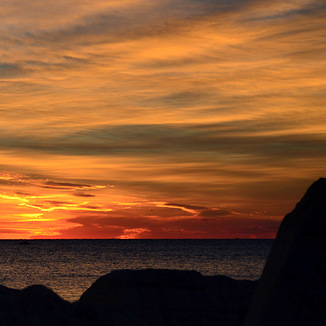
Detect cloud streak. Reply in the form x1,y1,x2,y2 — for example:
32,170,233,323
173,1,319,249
0,0,325,238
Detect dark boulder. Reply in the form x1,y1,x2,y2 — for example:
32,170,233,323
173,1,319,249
0,271,256,326
245,178,326,326
0,284,86,326
79,269,257,326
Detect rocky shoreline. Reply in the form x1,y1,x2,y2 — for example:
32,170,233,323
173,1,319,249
0,269,257,326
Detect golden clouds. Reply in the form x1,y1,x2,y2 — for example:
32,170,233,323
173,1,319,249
0,0,325,238
1,0,325,130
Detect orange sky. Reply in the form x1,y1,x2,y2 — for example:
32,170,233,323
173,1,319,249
1,0,325,239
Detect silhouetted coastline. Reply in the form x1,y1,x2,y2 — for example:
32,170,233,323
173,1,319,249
0,269,257,326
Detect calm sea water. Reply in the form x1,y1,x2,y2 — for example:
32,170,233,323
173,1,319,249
0,239,273,302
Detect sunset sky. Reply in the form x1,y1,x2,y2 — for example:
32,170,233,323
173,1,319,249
1,0,325,239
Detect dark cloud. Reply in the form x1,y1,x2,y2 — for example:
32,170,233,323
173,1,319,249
15,192,34,196
17,5,185,48
165,203,206,210
42,181,91,189
164,90,209,102
44,200,73,205
80,205,102,210
0,63,25,78
143,207,193,218
20,1,223,40
8,0,288,53
73,193,95,197
109,206,194,219
1,121,326,164
199,209,232,218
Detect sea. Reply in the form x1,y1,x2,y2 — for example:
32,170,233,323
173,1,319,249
0,239,273,302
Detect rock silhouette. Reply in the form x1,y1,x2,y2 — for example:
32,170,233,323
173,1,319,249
0,270,256,326
79,269,256,326
245,178,326,326
0,285,84,326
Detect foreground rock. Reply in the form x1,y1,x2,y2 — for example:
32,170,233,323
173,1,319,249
245,178,326,326
0,285,84,326
79,269,256,326
0,270,256,326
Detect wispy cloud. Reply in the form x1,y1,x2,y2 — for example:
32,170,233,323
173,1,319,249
0,0,325,238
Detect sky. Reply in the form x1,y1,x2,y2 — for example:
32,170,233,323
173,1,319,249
0,0,325,239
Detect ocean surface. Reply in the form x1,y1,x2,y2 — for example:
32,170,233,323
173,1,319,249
0,239,273,302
